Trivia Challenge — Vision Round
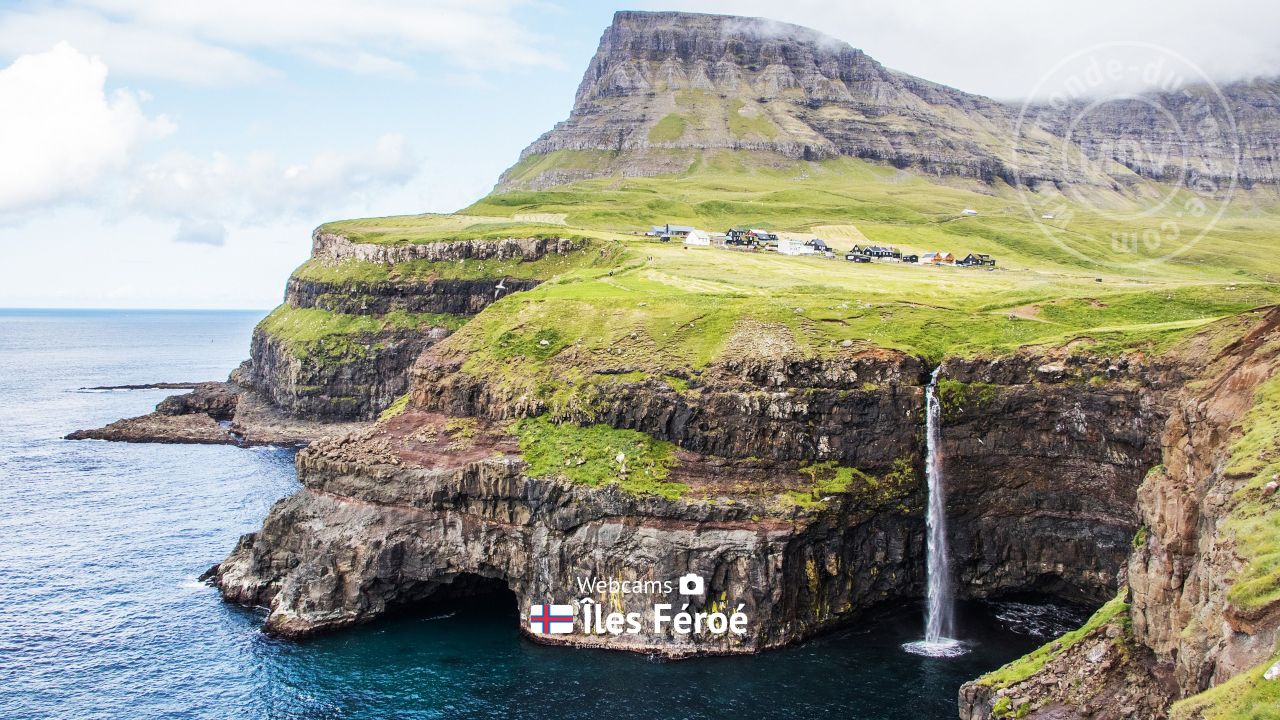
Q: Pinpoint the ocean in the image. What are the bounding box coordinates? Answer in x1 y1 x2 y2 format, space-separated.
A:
0 309 1084 719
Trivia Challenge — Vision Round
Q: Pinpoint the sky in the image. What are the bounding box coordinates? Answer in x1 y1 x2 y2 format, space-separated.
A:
1 0 1276 309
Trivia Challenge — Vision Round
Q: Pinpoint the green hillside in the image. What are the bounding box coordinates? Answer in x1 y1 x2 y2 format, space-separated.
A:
304 153 1280 418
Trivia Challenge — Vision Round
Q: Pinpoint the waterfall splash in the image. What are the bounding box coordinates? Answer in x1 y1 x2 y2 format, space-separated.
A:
903 367 969 658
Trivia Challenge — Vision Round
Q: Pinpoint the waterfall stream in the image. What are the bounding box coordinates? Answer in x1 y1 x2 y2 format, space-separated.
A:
903 367 968 657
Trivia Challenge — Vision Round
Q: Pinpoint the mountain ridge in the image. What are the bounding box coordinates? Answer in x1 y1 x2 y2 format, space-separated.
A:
498 10 1279 195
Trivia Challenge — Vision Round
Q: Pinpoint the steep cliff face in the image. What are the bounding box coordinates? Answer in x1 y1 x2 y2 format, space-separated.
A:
210 327 1216 655
498 11 1278 194
500 11 1077 191
959 308 1280 719
1035 77 1280 191
211 407 925 654
412 347 927 470
940 352 1181 604
238 232 585 421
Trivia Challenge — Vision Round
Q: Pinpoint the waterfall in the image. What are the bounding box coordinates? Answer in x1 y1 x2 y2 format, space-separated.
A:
903 366 968 657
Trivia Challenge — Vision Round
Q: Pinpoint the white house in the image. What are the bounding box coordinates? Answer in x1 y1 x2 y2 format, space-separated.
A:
776 237 815 256
961 208 979 216
683 229 711 246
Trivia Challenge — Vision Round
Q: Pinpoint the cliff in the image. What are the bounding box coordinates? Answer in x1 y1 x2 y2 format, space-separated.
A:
960 308 1280 719
68 10 1280 715
498 11 1279 194
499 11 1078 190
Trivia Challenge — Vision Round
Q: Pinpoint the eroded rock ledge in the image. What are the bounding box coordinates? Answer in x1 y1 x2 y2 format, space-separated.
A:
208 410 924 655
207 337 1197 656
959 307 1280 719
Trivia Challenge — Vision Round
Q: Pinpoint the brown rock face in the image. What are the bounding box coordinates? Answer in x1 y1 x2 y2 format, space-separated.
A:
498 11 1276 193
958 308 1280 719
1128 309 1280 694
939 353 1181 604
210 412 924 654
502 11 1070 190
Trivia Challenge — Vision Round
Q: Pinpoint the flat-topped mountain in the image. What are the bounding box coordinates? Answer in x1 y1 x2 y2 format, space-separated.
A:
500 10 1279 193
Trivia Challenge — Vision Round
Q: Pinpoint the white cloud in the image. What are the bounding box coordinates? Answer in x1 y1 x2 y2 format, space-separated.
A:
0 8 270 84
129 133 420 240
0 43 172 215
173 219 226 246
0 0 560 85
634 0 1280 100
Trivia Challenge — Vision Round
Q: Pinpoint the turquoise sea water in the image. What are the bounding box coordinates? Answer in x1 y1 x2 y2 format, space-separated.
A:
0 309 1086 719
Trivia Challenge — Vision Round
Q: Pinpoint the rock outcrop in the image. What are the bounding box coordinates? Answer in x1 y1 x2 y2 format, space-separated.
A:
209 409 925 654
233 231 585 422
939 352 1182 604
959 307 1280 719
498 11 1277 193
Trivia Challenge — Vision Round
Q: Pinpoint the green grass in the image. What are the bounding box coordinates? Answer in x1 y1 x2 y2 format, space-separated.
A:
1223 373 1280 613
782 457 916 509
378 393 411 422
257 306 468 367
514 416 686 499
308 152 1280 418
977 588 1130 691
318 213 590 246
1170 645 1280 720
259 306 467 344
649 113 689 143
291 239 625 284
727 99 779 139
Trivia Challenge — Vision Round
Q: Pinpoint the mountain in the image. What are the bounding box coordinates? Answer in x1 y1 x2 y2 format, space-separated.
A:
72 11 1280 720
499 10 1280 195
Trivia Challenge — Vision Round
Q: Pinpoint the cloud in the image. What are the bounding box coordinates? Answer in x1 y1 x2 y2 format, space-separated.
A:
173 219 226 246
633 0 1280 100
0 8 270 85
129 133 420 230
0 43 173 215
0 0 560 85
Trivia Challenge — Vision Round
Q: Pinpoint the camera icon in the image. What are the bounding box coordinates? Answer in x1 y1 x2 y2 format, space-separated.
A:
677 573 705 596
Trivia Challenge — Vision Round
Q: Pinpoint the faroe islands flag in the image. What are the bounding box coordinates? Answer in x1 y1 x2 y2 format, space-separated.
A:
528 604 575 635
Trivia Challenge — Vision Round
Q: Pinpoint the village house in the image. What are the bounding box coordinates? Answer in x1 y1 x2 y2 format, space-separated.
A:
957 253 996 267
647 224 695 242
849 244 901 259
776 236 815 256
683 229 711 246
920 251 956 265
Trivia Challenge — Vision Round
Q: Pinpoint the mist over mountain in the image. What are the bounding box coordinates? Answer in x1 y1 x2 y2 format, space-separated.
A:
500 10 1280 194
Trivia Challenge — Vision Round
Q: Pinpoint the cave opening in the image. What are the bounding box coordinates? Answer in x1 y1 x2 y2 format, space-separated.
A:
390 572 519 622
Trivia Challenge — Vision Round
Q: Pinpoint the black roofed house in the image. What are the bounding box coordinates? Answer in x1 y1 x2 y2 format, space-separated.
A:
863 245 898 258
806 238 832 252
957 253 996 267
648 224 694 242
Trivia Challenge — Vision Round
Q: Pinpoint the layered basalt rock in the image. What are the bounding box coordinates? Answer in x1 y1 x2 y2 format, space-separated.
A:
311 231 583 264
285 276 541 316
959 308 1280 719
410 348 928 470
500 11 1278 192
237 231 584 421
502 11 1076 190
209 411 925 654
240 323 451 421
211 334 1214 656
938 352 1183 604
